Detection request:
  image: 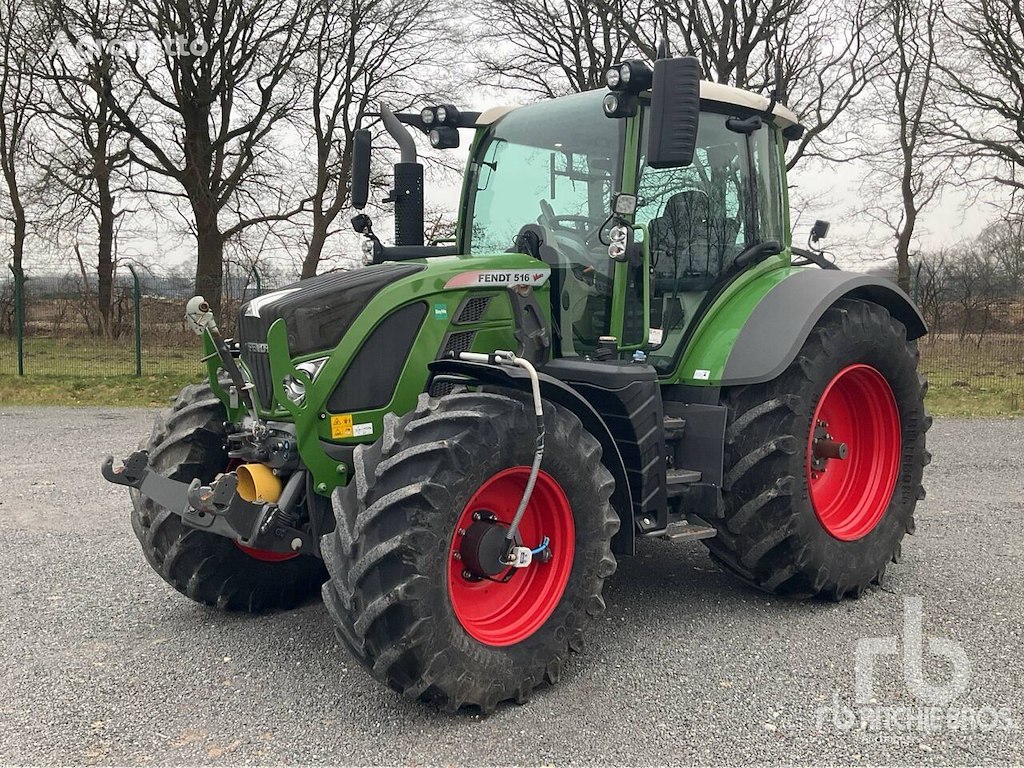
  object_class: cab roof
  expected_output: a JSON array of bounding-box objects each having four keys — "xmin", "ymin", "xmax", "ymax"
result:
[{"xmin": 477, "ymin": 81, "xmax": 801, "ymax": 129}]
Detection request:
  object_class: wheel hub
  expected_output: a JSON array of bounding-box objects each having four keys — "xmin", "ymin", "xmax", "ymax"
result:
[
  {"xmin": 458, "ymin": 514, "xmax": 511, "ymax": 579},
  {"xmin": 810, "ymin": 420, "xmax": 849, "ymax": 476},
  {"xmin": 447, "ymin": 467, "xmax": 575, "ymax": 647}
]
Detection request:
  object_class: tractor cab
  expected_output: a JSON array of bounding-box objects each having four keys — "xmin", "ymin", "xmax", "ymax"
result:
[{"xmin": 351, "ymin": 57, "xmax": 801, "ymax": 377}]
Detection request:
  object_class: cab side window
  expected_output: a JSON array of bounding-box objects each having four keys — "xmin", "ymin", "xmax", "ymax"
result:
[{"xmin": 636, "ymin": 113, "xmax": 747, "ymax": 367}]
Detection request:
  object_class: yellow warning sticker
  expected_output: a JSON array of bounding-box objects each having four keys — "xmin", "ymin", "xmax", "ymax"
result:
[{"xmin": 330, "ymin": 414, "xmax": 353, "ymax": 439}]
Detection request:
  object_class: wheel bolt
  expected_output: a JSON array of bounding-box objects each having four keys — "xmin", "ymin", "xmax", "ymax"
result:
[
  {"xmin": 453, "ymin": 551, "xmax": 461, "ymax": 560},
  {"xmin": 457, "ymin": 527, "xmax": 467, "ymax": 536},
  {"xmin": 462, "ymin": 569, "xmax": 473, "ymax": 579}
]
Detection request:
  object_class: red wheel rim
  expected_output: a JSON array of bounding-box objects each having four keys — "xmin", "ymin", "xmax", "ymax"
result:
[
  {"xmin": 233, "ymin": 542, "xmax": 299, "ymax": 562},
  {"xmin": 807, "ymin": 364, "xmax": 901, "ymax": 541},
  {"xmin": 448, "ymin": 468, "xmax": 575, "ymax": 646},
  {"xmin": 224, "ymin": 459, "xmax": 299, "ymax": 562}
]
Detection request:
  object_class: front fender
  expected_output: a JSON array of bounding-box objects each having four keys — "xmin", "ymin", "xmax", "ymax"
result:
[{"xmin": 427, "ymin": 359, "xmax": 635, "ymax": 555}]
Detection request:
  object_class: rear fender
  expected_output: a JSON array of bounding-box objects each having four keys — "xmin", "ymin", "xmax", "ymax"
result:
[
  {"xmin": 721, "ymin": 270, "xmax": 927, "ymax": 386},
  {"xmin": 427, "ymin": 359, "xmax": 635, "ymax": 555}
]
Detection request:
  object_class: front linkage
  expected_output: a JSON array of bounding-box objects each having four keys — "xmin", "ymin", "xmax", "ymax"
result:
[
  {"xmin": 101, "ymin": 295, "xmax": 318, "ymax": 559},
  {"xmin": 101, "ymin": 450, "xmax": 315, "ymax": 557}
]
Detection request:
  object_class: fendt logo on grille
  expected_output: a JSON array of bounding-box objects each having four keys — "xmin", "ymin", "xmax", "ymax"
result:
[{"xmin": 245, "ymin": 342, "xmax": 269, "ymax": 354}]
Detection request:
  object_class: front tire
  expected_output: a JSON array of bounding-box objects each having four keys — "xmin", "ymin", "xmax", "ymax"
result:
[
  {"xmin": 130, "ymin": 383, "xmax": 327, "ymax": 611},
  {"xmin": 706, "ymin": 299, "xmax": 931, "ymax": 599},
  {"xmin": 321, "ymin": 391, "xmax": 619, "ymax": 713}
]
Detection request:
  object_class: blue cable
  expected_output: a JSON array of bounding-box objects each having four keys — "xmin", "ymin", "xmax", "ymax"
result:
[{"xmin": 531, "ymin": 536, "xmax": 550, "ymax": 555}]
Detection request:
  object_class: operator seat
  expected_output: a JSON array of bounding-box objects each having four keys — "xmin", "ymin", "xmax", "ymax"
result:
[{"xmin": 649, "ymin": 189, "xmax": 716, "ymax": 292}]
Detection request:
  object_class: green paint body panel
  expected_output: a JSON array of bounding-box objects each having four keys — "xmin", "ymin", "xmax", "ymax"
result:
[
  {"xmin": 211, "ymin": 253, "xmax": 548, "ymax": 497},
  {"xmin": 670, "ymin": 257, "xmax": 807, "ymax": 385}
]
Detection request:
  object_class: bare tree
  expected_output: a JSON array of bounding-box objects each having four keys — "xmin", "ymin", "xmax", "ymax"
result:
[
  {"xmin": 860, "ymin": 0, "xmax": 949, "ymax": 292},
  {"xmin": 301, "ymin": 0, "xmax": 450, "ymax": 278},
  {"xmin": 33, "ymin": 0, "xmax": 138, "ymax": 335},
  {"xmin": 102, "ymin": 0, "xmax": 317, "ymax": 315},
  {"xmin": 0, "ymin": 0, "xmax": 41, "ymax": 281},
  {"xmin": 976, "ymin": 217, "xmax": 1024, "ymax": 293},
  {"xmin": 619, "ymin": 0, "xmax": 890, "ymax": 168},
  {"xmin": 916, "ymin": 248, "xmax": 950, "ymax": 333},
  {"xmin": 937, "ymin": 0, "xmax": 1024, "ymax": 196},
  {"xmin": 472, "ymin": 0, "xmax": 887, "ymax": 169},
  {"xmin": 472, "ymin": 0, "xmax": 638, "ymax": 98}
]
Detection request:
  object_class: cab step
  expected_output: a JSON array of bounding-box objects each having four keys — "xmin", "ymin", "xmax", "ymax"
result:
[
  {"xmin": 665, "ymin": 468, "xmax": 702, "ymax": 497},
  {"xmin": 656, "ymin": 520, "xmax": 718, "ymax": 541},
  {"xmin": 663, "ymin": 416, "xmax": 687, "ymax": 439}
]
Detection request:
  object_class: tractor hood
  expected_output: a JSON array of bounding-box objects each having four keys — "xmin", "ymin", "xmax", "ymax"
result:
[{"xmin": 237, "ymin": 263, "xmax": 425, "ymax": 408}]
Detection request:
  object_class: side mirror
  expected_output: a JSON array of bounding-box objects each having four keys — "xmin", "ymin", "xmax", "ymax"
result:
[
  {"xmin": 647, "ymin": 56, "xmax": 701, "ymax": 169},
  {"xmin": 810, "ymin": 219, "xmax": 830, "ymax": 242},
  {"xmin": 351, "ymin": 129, "xmax": 371, "ymax": 210}
]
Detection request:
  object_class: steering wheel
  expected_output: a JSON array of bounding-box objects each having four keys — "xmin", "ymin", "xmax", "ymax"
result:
[{"xmin": 538, "ymin": 199, "xmax": 606, "ymax": 245}]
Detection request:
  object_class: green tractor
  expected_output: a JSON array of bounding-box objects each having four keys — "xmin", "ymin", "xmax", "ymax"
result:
[{"xmin": 103, "ymin": 55, "xmax": 930, "ymax": 712}]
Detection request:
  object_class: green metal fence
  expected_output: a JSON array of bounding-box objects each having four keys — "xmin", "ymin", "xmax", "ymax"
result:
[{"xmin": 0, "ymin": 267, "xmax": 272, "ymax": 378}]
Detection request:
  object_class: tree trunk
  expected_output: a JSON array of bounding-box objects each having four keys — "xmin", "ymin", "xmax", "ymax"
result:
[
  {"xmin": 96, "ymin": 171, "xmax": 115, "ymax": 337},
  {"xmin": 11, "ymin": 202, "xmax": 25, "ymax": 281},
  {"xmin": 895, "ymin": 230, "xmax": 913, "ymax": 293},
  {"xmin": 895, "ymin": 199, "xmax": 917, "ymax": 293},
  {"xmin": 194, "ymin": 203, "xmax": 224, "ymax": 318},
  {"xmin": 302, "ymin": 214, "xmax": 328, "ymax": 279}
]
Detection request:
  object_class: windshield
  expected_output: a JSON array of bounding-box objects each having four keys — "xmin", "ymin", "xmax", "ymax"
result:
[
  {"xmin": 464, "ymin": 91, "xmax": 623, "ymax": 355},
  {"xmin": 466, "ymin": 91, "xmax": 622, "ymax": 255}
]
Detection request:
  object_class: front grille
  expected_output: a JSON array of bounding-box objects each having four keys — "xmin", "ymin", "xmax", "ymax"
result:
[
  {"xmin": 441, "ymin": 330, "xmax": 475, "ymax": 357},
  {"xmin": 454, "ymin": 295, "xmax": 491, "ymax": 324},
  {"xmin": 430, "ymin": 331, "xmax": 476, "ymax": 398},
  {"xmin": 238, "ymin": 316, "xmax": 275, "ymax": 408}
]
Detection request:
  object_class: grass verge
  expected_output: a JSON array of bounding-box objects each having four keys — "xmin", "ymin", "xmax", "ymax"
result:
[{"xmin": 0, "ymin": 373, "xmax": 203, "ymax": 407}]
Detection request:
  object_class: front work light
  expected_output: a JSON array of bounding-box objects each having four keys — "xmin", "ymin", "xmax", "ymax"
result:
[
  {"xmin": 429, "ymin": 126, "xmax": 460, "ymax": 149},
  {"xmin": 603, "ymin": 92, "xmax": 638, "ymax": 119},
  {"xmin": 617, "ymin": 60, "xmax": 653, "ymax": 91},
  {"xmin": 607, "ymin": 60, "xmax": 654, "ymax": 92}
]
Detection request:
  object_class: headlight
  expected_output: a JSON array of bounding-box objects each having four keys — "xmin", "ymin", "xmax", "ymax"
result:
[
  {"xmin": 282, "ymin": 358, "xmax": 328, "ymax": 405},
  {"xmin": 420, "ymin": 107, "xmax": 435, "ymax": 125},
  {"xmin": 605, "ymin": 67, "xmax": 620, "ymax": 88},
  {"xmin": 619, "ymin": 63, "xmax": 631, "ymax": 84},
  {"xmin": 361, "ymin": 238, "xmax": 376, "ymax": 265},
  {"xmin": 435, "ymin": 105, "xmax": 447, "ymax": 124},
  {"xmin": 282, "ymin": 375, "xmax": 306, "ymax": 405},
  {"xmin": 608, "ymin": 224, "xmax": 630, "ymax": 262}
]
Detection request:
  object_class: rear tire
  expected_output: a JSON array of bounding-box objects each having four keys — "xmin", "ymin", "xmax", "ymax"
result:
[
  {"xmin": 321, "ymin": 391, "xmax": 618, "ymax": 713},
  {"xmin": 705, "ymin": 299, "xmax": 931, "ymax": 599},
  {"xmin": 130, "ymin": 383, "xmax": 327, "ymax": 611}
]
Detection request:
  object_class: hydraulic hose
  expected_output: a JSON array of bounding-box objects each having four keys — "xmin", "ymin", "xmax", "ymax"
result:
[{"xmin": 456, "ymin": 350, "xmax": 545, "ymax": 546}]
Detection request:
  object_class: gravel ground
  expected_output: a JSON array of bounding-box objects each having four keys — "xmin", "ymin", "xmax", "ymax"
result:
[{"xmin": 0, "ymin": 406, "xmax": 1021, "ymax": 766}]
